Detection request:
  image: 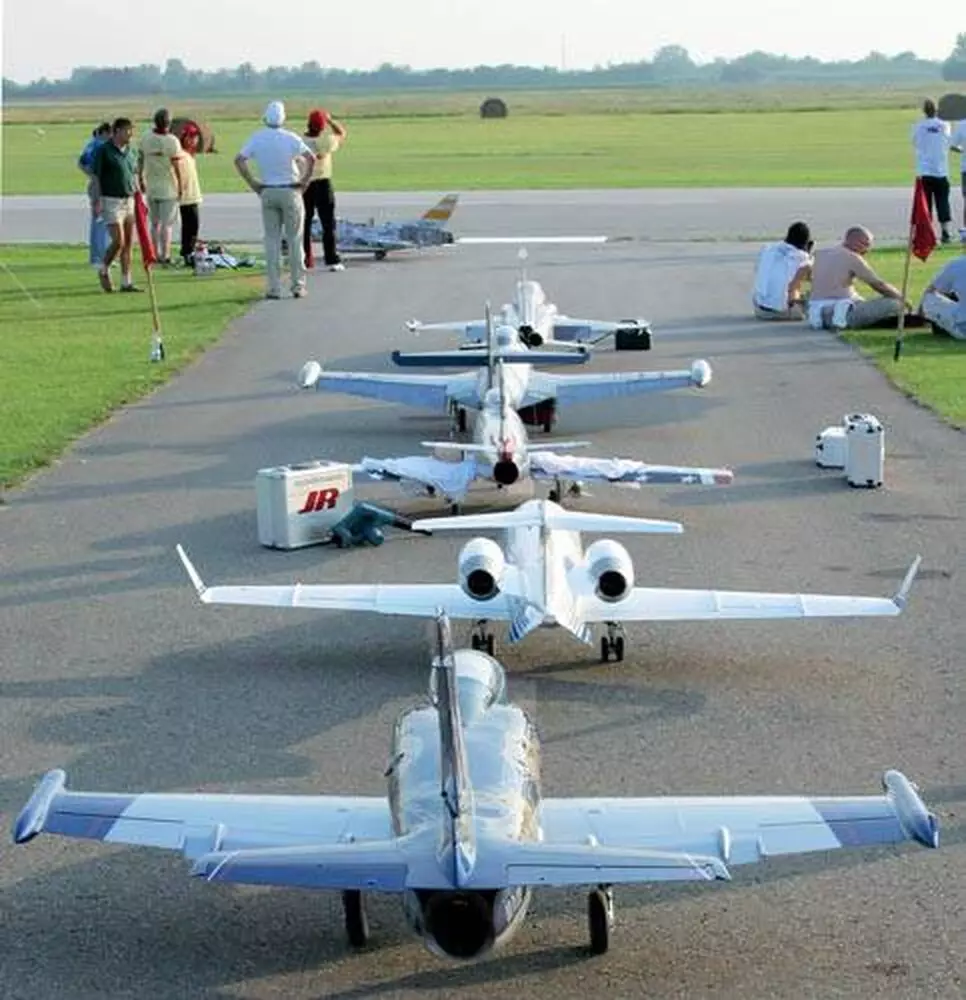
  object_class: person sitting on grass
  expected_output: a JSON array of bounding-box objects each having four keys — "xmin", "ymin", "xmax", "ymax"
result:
[
  {"xmin": 807, "ymin": 226, "xmax": 908, "ymax": 330},
  {"xmin": 752, "ymin": 221, "xmax": 813, "ymax": 320},
  {"xmin": 919, "ymin": 247, "xmax": 966, "ymax": 340}
]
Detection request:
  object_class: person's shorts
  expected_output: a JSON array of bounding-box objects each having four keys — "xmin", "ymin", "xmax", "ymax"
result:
[
  {"xmin": 148, "ymin": 197, "xmax": 179, "ymax": 227},
  {"xmin": 100, "ymin": 196, "xmax": 134, "ymax": 226}
]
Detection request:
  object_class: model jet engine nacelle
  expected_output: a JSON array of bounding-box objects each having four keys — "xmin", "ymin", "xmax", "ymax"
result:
[
  {"xmin": 583, "ymin": 539, "xmax": 634, "ymax": 603},
  {"xmin": 517, "ymin": 325, "xmax": 543, "ymax": 348},
  {"xmin": 458, "ymin": 537, "xmax": 507, "ymax": 601},
  {"xmin": 414, "ymin": 887, "xmax": 529, "ymax": 961}
]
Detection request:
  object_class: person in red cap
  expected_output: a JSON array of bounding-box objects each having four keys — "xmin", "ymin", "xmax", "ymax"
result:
[{"xmin": 302, "ymin": 108, "xmax": 347, "ymax": 271}]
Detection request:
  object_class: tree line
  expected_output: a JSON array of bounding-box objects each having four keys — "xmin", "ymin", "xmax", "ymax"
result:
[{"xmin": 6, "ymin": 38, "xmax": 966, "ymax": 99}]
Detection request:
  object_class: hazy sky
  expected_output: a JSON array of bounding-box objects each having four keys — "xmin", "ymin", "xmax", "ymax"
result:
[{"xmin": 3, "ymin": 0, "xmax": 964, "ymax": 83}]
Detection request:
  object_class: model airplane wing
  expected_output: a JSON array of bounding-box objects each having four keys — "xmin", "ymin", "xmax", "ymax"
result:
[
  {"xmin": 529, "ymin": 452, "xmax": 734, "ymax": 487},
  {"xmin": 14, "ymin": 769, "xmax": 393, "ymax": 859},
  {"xmin": 176, "ymin": 545, "xmax": 517, "ymax": 621},
  {"xmin": 538, "ymin": 770, "xmax": 938, "ymax": 864},
  {"xmin": 525, "ymin": 360, "xmax": 711, "ymax": 408},
  {"xmin": 357, "ymin": 454, "xmax": 480, "ymax": 501},
  {"xmin": 580, "ymin": 557, "xmax": 921, "ymax": 622},
  {"xmin": 298, "ymin": 361, "xmax": 479, "ymax": 411}
]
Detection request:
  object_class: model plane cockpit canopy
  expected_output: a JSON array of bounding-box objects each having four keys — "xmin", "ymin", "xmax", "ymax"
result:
[
  {"xmin": 583, "ymin": 539, "xmax": 634, "ymax": 603},
  {"xmin": 458, "ymin": 537, "xmax": 507, "ymax": 601}
]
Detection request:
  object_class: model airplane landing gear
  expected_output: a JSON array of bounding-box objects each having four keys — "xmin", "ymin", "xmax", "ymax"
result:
[
  {"xmin": 449, "ymin": 404, "xmax": 468, "ymax": 435},
  {"xmin": 374, "ymin": 250, "xmax": 388, "ymax": 261},
  {"xmin": 470, "ymin": 620, "xmax": 495, "ymax": 656},
  {"xmin": 548, "ymin": 478, "xmax": 568, "ymax": 505},
  {"xmin": 587, "ymin": 884, "xmax": 614, "ymax": 955},
  {"xmin": 600, "ymin": 623, "xmax": 625, "ymax": 663},
  {"xmin": 342, "ymin": 889, "xmax": 370, "ymax": 948}
]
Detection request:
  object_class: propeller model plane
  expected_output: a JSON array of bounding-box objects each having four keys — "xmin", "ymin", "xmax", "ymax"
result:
[
  {"xmin": 175, "ymin": 499, "xmax": 920, "ymax": 663},
  {"xmin": 14, "ymin": 612, "xmax": 938, "ymax": 960},
  {"xmin": 299, "ymin": 307, "xmax": 711, "ymax": 434}
]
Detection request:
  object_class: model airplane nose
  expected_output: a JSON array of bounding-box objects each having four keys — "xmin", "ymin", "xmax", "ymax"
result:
[{"xmin": 493, "ymin": 459, "xmax": 520, "ymax": 486}]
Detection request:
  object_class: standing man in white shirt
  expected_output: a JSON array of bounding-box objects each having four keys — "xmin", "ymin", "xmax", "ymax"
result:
[
  {"xmin": 911, "ymin": 99, "xmax": 953, "ymax": 245},
  {"xmin": 752, "ymin": 221, "xmax": 813, "ymax": 320},
  {"xmin": 949, "ymin": 117, "xmax": 966, "ymax": 237},
  {"xmin": 234, "ymin": 101, "xmax": 316, "ymax": 299}
]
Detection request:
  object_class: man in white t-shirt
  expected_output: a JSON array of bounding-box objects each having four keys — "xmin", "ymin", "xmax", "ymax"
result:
[
  {"xmin": 949, "ymin": 118, "xmax": 966, "ymax": 234},
  {"xmin": 234, "ymin": 101, "xmax": 316, "ymax": 299},
  {"xmin": 911, "ymin": 99, "xmax": 953, "ymax": 245},
  {"xmin": 752, "ymin": 221, "xmax": 813, "ymax": 320},
  {"xmin": 920, "ymin": 252, "xmax": 966, "ymax": 339}
]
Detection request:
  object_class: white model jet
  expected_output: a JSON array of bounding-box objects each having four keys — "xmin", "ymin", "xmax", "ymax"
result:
[
  {"xmin": 354, "ymin": 357, "xmax": 732, "ymax": 508},
  {"xmin": 175, "ymin": 499, "xmax": 920, "ymax": 662},
  {"xmin": 14, "ymin": 612, "xmax": 939, "ymax": 960},
  {"xmin": 298, "ymin": 309, "xmax": 710, "ymax": 434},
  {"xmin": 408, "ymin": 249, "xmax": 652, "ymax": 350}
]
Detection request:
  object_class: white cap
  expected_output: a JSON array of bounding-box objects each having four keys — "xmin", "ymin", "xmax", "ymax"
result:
[{"xmin": 263, "ymin": 101, "xmax": 286, "ymax": 127}]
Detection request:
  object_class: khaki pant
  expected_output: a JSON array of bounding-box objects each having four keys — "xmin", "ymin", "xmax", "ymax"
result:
[
  {"xmin": 921, "ymin": 290, "xmax": 966, "ymax": 340},
  {"xmin": 260, "ymin": 187, "xmax": 305, "ymax": 295}
]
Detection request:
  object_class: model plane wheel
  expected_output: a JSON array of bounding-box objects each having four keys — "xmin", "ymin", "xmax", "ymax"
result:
[
  {"xmin": 457, "ymin": 408, "xmax": 468, "ymax": 433},
  {"xmin": 614, "ymin": 637, "xmax": 625, "ymax": 662},
  {"xmin": 485, "ymin": 635, "xmax": 495, "ymax": 656},
  {"xmin": 374, "ymin": 250, "xmax": 388, "ymax": 261},
  {"xmin": 342, "ymin": 890, "xmax": 370, "ymax": 948},
  {"xmin": 548, "ymin": 489, "xmax": 560, "ymax": 503},
  {"xmin": 587, "ymin": 888, "xmax": 612, "ymax": 955},
  {"xmin": 471, "ymin": 635, "xmax": 481, "ymax": 651},
  {"xmin": 600, "ymin": 637, "xmax": 610, "ymax": 663}
]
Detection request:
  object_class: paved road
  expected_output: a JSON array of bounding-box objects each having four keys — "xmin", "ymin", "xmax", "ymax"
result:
[
  {"xmin": 0, "ymin": 186, "xmax": 924, "ymax": 244},
  {"xmin": 1, "ymin": 214, "xmax": 964, "ymax": 998}
]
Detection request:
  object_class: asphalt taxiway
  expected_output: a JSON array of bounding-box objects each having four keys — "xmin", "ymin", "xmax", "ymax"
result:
[{"xmin": 0, "ymin": 195, "xmax": 964, "ymax": 999}]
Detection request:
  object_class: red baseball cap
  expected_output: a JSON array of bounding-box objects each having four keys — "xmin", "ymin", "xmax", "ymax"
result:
[{"xmin": 307, "ymin": 109, "xmax": 328, "ymax": 131}]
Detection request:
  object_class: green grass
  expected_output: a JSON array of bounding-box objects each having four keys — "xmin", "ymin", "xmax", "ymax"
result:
[
  {"xmin": 842, "ymin": 246, "xmax": 966, "ymax": 427},
  {"xmin": 0, "ymin": 245, "xmax": 263, "ymax": 490},
  {"xmin": 2, "ymin": 101, "xmax": 947, "ymax": 195}
]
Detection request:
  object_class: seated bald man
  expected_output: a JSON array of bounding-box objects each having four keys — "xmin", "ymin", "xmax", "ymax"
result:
[
  {"xmin": 919, "ymin": 251, "xmax": 966, "ymax": 340},
  {"xmin": 808, "ymin": 226, "xmax": 908, "ymax": 329}
]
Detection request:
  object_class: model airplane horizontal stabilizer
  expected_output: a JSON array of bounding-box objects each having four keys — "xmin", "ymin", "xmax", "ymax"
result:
[
  {"xmin": 413, "ymin": 504, "xmax": 684, "ymax": 536},
  {"xmin": 457, "ymin": 236, "xmax": 609, "ymax": 244},
  {"xmin": 391, "ymin": 349, "xmax": 588, "ymax": 368}
]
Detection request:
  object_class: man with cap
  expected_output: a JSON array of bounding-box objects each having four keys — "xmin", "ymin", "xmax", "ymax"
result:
[
  {"xmin": 138, "ymin": 109, "xmax": 185, "ymax": 265},
  {"xmin": 235, "ymin": 101, "xmax": 316, "ymax": 299},
  {"xmin": 302, "ymin": 108, "xmax": 347, "ymax": 271}
]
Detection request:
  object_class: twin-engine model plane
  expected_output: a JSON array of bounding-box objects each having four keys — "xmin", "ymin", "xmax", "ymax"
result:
[
  {"xmin": 311, "ymin": 194, "xmax": 460, "ymax": 260},
  {"xmin": 175, "ymin": 499, "xmax": 920, "ymax": 663},
  {"xmin": 14, "ymin": 612, "xmax": 938, "ymax": 960},
  {"xmin": 408, "ymin": 248, "xmax": 652, "ymax": 350},
  {"xmin": 298, "ymin": 310, "xmax": 710, "ymax": 435}
]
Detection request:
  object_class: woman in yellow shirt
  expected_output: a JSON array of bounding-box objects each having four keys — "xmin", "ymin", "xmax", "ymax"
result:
[{"xmin": 178, "ymin": 127, "xmax": 203, "ymax": 267}]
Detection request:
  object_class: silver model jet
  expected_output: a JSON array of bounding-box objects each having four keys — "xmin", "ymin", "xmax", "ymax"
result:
[
  {"xmin": 175, "ymin": 499, "xmax": 919, "ymax": 662},
  {"xmin": 13, "ymin": 612, "xmax": 939, "ymax": 961},
  {"xmin": 311, "ymin": 194, "xmax": 459, "ymax": 260}
]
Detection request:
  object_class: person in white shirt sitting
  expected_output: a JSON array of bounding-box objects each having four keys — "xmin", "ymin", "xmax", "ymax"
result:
[
  {"xmin": 920, "ymin": 250, "xmax": 966, "ymax": 340},
  {"xmin": 752, "ymin": 221, "xmax": 813, "ymax": 321}
]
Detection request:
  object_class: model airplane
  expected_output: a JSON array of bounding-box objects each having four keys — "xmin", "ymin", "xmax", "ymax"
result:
[
  {"xmin": 408, "ymin": 248, "xmax": 652, "ymax": 350},
  {"xmin": 354, "ymin": 355, "xmax": 732, "ymax": 508},
  {"xmin": 14, "ymin": 611, "xmax": 938, "ymax": 960},
  {"xmin": 311, "ymin": 194, "xmax": 459, "ymax": 260},
  {"xmin": 175, "ymin": 499, "xmax": 920, "ymax": 662},
  {"xmin": 298, "ymin": 311, "xmax": 711, "ymax": 434}
]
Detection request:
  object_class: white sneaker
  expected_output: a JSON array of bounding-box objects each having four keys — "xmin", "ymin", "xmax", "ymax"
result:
[{"xmin": 328, "ymin": 262, "xmax": 345, "ymax": 272}]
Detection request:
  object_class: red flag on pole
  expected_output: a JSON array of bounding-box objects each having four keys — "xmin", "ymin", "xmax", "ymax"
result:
[
  {"xmin": 133, "ymin": 191, "xmax": 157, "ymax": 269},
  {"xmin": 910, "ymin": 178, "xmax": 937, "ymax": 262}
]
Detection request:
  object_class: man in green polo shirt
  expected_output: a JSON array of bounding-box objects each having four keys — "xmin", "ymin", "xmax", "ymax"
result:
[{"xmin": 90, "ymin": 117, "xmax": 142, "ymax": 293}]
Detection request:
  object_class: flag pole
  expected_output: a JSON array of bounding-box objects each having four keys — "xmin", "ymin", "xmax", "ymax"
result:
[
  {"xmin": 145, "ymin": 263, "xmax": 165, "ymax": 361},
  {"xmin": 133, "ymin": 191, "xmax": 164, "ymax": 361},
  {"xmin": 892, "ymin": 222, "xmax": 915, "ymax": 362}
]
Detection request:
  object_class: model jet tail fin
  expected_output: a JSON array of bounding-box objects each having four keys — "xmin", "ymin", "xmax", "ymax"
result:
[
  {"xmin": 421, "ymin": 194, "xmax": 459, "ymax": 224},
  {"xmin": 432, "ymin": 610, "xmax": 477, "ymax": 886},
  {"xmin": 893, "ymin": 555, "xmax": 922, "ymax": 610}
]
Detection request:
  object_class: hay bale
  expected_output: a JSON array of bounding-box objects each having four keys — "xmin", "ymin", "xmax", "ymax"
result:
[
  {"xmin": 480, "ymin": 97, "xmax": 508, "ymax": 119},
  {"xmin": 171, "ymin": 117, "xmax": 217, "ymax": 153},
  {"xmin": 937, "ymin": 93, "xmax": 966, "ymax": 122}
]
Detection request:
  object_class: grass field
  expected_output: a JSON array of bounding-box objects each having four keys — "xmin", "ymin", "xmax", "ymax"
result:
[
  {"xmin": 842, "ymin": 246, "xmax": 966, "ymax": 427},
  {"xmin": 2, "ymin": 84, "xmax": 957, "ymax": 195},
  {"xmin": 0, "ymin": 246, "xmax": 262, "ymax": 490}
]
